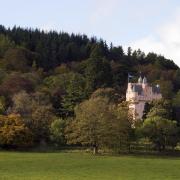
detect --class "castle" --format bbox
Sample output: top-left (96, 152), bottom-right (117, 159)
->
top-left (126, 76), bottom-right (162, 120)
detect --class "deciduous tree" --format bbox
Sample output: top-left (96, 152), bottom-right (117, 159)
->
top-left (50, 118), bottom-right (66, 147)
top-left (0, 114), bottom-right (32, 148)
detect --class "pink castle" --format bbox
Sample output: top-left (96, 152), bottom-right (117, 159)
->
top-left (126, 76), bottom-right (162, 120)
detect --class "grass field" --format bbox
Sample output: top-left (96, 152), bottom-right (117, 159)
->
top-left (0, 152), bottom-right (180, 180)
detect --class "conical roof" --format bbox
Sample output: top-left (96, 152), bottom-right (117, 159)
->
top-left (143, 77), bottom-right (147, 84)
top-left (138, 76), bottom-right (143, 83)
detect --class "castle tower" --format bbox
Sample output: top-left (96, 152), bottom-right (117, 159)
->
top-left (126, 76), bottom-right (162, 121)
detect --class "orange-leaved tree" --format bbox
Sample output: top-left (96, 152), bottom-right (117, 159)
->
top-left (0, 114), bottom-right (33, 148)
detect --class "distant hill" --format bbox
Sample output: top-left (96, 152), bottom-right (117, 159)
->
top-left (0, 25), bottom-right (179, 149)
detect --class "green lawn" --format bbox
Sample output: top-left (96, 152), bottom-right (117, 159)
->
top-left (0, 152), bottom-right (180, 180)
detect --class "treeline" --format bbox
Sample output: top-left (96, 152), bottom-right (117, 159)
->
top-left (0, 25), bottom-right (179, 153)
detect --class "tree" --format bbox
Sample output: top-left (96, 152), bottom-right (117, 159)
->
top-left (137, 98), bottom-right (179, 151)
top-left (0, 73), bottom-right (34, 96)
top-left (157, 80), bottom-right (173, 99)
top-left (109, 46), bottom-right (124, 62)
top-left (141, 116), bottom-right (178, 151)
top-left (111, 62), bottom-right (129, 88)
top-left (54, 64), bottom-right (70, 74)
top-left (0, 34), bottom-right (15, 58)
top-left (10, 91), bottom-right (54, 145)
top-left (11, 91), bottom-right (32, 117)
top-left (0, 96), bottom-right (6, 114)
top-left (3, 48), bottom-right (38, 72)
top-left (90, 44), bottom-right (106, 58)
top-left (85, 57), bottom-right (112, 94)
top-left (0, 114), bottom-right (32, 148)
top-left (50, 118), bottom-right (66, 147)
top-left (66, 97), bottom-right (133, 154)
top-left (174, 69), bottom-right (180, 91)
top-left (109, 101), bottom-right (133, 152)
top-left (127, 47), bottom-right (132, 57)
top-left (43, 72), bottom-right (86, 117)
top-left (66, 97), bottom-right (115, 154)
top-left (147, 99), bottom-right (173, 120)
top-left (173, 90), bottom-right (180, 107)
top-left (31, 104), bottom-right (54, 144)
top-left (61, 73), bottom-right (86, 117)
top-left (91, 88), bottom-right (121, 103)
top-left (172, 90), bottom-right (180, 124)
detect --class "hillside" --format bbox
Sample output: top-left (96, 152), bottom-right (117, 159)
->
top-left (0, 25), bottom-right (180, 150)
top-left (0, 25), bottom-right (179, 92)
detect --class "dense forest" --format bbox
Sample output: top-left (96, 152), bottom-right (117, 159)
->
top-left (0, 25), bottom-right (180, 153)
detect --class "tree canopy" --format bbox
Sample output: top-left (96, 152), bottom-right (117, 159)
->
top-left (0, 25), bottom-right (179, 152)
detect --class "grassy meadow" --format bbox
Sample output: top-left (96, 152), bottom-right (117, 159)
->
top-left (0, 152), bottom-right (180, 180)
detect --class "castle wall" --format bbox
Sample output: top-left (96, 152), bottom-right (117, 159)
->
top-left (135, 101), bottom-right (146, 120)
top-left (129, 101), bottom-right (145, 120)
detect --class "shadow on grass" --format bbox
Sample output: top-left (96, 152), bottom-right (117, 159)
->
top-left (1, 146), bottom-right (180, 160)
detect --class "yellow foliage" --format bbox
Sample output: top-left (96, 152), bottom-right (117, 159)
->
top-left (0, 114), bottom-right (33, 147)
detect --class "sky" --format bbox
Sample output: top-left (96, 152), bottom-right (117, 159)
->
top-left (0, 0), bottom-right (180, 67)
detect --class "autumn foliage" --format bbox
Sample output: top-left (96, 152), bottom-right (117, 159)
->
top-left (0, 114), bottom-right (32, 148)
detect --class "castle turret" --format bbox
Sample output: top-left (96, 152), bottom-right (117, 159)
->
top-left (142, 76), bottom-right (148, 89)
top-left (143, 77), bottom-right (147, 84)
top-left (138, 76), bottom-right (143, 84)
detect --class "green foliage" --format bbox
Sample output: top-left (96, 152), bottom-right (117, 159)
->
top-left (157, 80), bottom-right (174, 99)
top-left (91, 88), bottom-right (121, 103)
top-left (50, 118), bottom-right (66, 146)
top-left (110, 102), bottom-right (134, 151)
top-left (61, 72), bottom-right (86, 116)
top-left (136, 98), bottom-right (180, 151)
top-left (109, 45), bottom-right (124, 61)
top-left (43, 72), bottom-right (86, 117)
top-left (147, 99), bottom-right (173, 119)
top-left (66, 97), bottom-right (133, 154)
top-left (31, 104), bottom-right (54, 144)
top-left (66, 97), bottom-right (114, 154)
top-left (54, 64), bottom-right (70, 74)
top-left (90, 45), bottom-right (105, 58)
top-left (173, 90), bottom-right (180, 107)
top-left (174, 69), bottom-right (180, 91)
top-left (141, 116), bottom-right (178, 151)
top-left (172, 91), bottom-right (180, 123)
top-left (0, 96), bottom-right (6, 114)
top-left (0, 34), bottom-right (15, 58)
top-left (0, 25), bottom-right (179, 151)
top-left (85, 57), bottom-right (112, 93)
top-left (3, 48), bottom-right (39, 72)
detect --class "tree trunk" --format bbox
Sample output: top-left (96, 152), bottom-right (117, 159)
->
top-left (93, 145), bottom-right (98, 155)
top-left (162, 144), bottom-right (165, 151)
